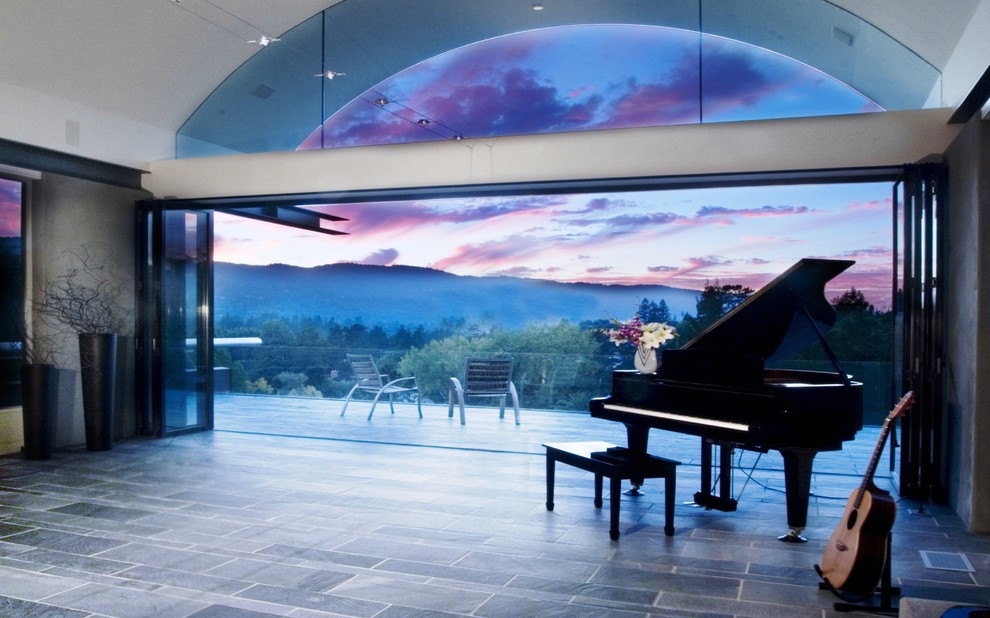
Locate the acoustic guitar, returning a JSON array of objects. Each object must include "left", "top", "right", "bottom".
[{"left": 817, "top": 391, "right": 914, "bottom": 600}]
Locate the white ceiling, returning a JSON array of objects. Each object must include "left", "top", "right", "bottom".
[{"left": 0, "top": 0, "right": 982, "bottom": 136}]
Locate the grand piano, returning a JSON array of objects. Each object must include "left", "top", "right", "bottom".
[{"left": 590, "top": 258, "right": 863, "bottom": 542}]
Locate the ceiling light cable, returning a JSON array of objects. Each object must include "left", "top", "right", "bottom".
[
  {"left": 361, "top": 91, "right": 468, "bottom": 142},
  {"left": 162, "top": 0, "right": 278, "bottom": 46}
]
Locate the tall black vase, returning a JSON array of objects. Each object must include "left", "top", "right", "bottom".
[
  {"left": 79, "top": 333, "right": 117, "bottom": 451},
  {"left": 21, "top": 363, "right": 59, "bottom": 460}
]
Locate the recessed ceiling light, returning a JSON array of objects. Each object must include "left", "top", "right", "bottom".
[
  {"left": 416, "top": 118, "right": 431, "bottom": 126},
  {"left": 249, "top": 35, "right": 280, "bottom": 47},
  {"left": 532, "top": 3, "right": 544, "bottom": 10},
  {"left": 374, "top": 97, "right": 391, "bottom": 107}
]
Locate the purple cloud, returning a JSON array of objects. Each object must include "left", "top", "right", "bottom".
[
  {"left": 360, "top": 248, "right": 400, "bottom": 266},
  {"left": 696, "top": 205, "right": 811, "bottom": 218}
]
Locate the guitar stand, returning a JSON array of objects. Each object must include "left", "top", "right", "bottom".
[{"left": 816, "top": 534, "right": 900, "bottom": 615}]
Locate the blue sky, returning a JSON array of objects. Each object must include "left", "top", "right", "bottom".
[{"left": 301, "top": 25, "right": 881, "bottom": 148}]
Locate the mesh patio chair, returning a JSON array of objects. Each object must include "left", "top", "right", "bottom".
[
  {"left": 340, "top": 354, "right": 422, "bottom": 420},
  {"left": 448, "top": 357, "right": 521, "bottom": 425}
]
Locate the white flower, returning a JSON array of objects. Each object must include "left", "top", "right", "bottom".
[{"left": 638, "top": 322, "right": 676, "bottom": 349}]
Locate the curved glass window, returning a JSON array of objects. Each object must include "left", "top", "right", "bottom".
[
  {"left": 304, "top": 25, "right": 882, "bottom": 149},
  {"left": 177, "top": 0, "right": 938, "bottom": 158}
]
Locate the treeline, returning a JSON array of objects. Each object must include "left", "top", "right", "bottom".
[{"left": 214, "top": 284, "right": 892, "bottom": 412}]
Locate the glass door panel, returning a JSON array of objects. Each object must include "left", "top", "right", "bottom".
[{"left": 161, "top": 210, "right": 213, "bottom": 434}]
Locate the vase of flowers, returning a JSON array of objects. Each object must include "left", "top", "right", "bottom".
[{"left": 604, "top": 317, "right": 677, "bottom": 374}]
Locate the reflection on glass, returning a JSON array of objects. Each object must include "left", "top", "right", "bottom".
[
  {"left": 162, "top": 211, "right": 212, "bottom": 433},
  {"left": 0, "top": 178, "right": 23, "bottom": 406}
]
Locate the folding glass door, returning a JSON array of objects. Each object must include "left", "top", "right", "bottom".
[{"left": 140, "top": 207, "right": 214, "bottom": 436}]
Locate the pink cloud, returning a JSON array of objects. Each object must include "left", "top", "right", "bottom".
[
  {"left": 846, "top": 198, "right": 893, "bottom": 211},
  {"left": 431, "top": 237, "right": 543, "bottom": 273}
]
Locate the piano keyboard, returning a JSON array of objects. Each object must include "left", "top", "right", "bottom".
[{"left": 602, "top": 404, "right": 751, "bottom": 433}]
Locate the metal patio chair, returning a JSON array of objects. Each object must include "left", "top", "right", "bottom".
[
  {"left": 340, "top": 354, "right": 422, "bottom": 420},
  {"left": 448, "top": 356, "right": 521, "bottom": 425}
]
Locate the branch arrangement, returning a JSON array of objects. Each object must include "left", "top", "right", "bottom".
[{"left": 35, "top": 247, "right": 129, "bottom": 335}]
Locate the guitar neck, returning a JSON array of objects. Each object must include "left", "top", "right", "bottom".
[{"left": 852, "top": 392, "right": 913, "bottom": 508}]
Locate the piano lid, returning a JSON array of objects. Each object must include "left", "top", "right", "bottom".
[{"left": 683, "top": 258, "right": 854, "bottom": 362}]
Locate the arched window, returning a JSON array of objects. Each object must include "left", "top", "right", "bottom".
[{"left": 177, "top": 0, "right": 938, "bottom": 158}]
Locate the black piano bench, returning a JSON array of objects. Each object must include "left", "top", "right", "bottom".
[{"left": 543, "top": 441, "right": 679, "bottom": 540}]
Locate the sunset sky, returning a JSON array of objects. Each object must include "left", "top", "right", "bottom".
[
  {"left": 0, "top": 179, "right": 19, "bottom": 237},
  {"left": 214, "top": 181, "right": 895, "bottom": 308}
]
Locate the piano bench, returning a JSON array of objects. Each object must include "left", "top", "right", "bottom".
[{"left": 543, "top": 441, "right": 679, "bottom": 540}]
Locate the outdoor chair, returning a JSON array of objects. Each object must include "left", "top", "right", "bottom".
[
  {"left": 340, "top": 354, "right": 422, "bottom": 420},
  {"left": 448, "top": 357, "right": 521, "bottom": 425}
]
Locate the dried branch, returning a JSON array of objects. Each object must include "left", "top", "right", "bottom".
[
  {"left": 18, "top": 329, "right": 58, "bottom": 365},
  {"left": 35, "top": 246, "right": 130, "bottom": 335}
]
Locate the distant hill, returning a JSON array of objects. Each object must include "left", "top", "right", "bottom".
[{"left": 214, "top": 262, "right": 700, "bottom": 330}]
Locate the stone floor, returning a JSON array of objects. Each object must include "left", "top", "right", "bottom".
[{"left": 0, "top": 393, "right": 988, "bottom": 617}]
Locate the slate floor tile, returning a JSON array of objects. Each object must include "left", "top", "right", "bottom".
[{"left": 0, "top": 398, "right": 986, "bottom": 618}]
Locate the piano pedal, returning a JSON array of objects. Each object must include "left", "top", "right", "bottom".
[
  {"left": 778, "top": 529, "right": 808, "bottom": 543},
  {"left": 623, "top": 484, "right": 643, "bottom": 496}
]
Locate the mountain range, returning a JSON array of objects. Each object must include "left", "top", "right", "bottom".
[{"left": 214, "top": 262, "right": 701, "bottom": 330}]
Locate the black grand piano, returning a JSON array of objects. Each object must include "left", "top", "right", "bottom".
[{"left": 590, "top": 258, "right": 863, "bottom": 542}]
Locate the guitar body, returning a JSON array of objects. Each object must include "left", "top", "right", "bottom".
[
  {"left": 820, "top": 484, "right": 897, "bottom": 598},
  {"left": 817, "top": 392, "right": 913, "bottom": 601}
]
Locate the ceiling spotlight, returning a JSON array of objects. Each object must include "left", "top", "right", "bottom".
[
  {"left": 452, "top": 135, "right": 465, "bottom": 141},
  {"left": 315, "top": 70, "right": 346, "bottom": 80},
  {"left": 374, "top": 97, "right": 391, "bottom": 107},
  {"left": 249, "top": 35, "right": 280, "bottom": 47},
  {"left": 416, "top": 118, "right": 431, "bottom": 126},
  {"left": 532, "top": 3, "right": 544, "bottom": 10}
]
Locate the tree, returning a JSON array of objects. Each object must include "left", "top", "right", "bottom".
[
  {"left": 636, "top": 298, "right": 672, "bottom": 324},
  {"left": 261, "top": 319, "right": 293, "bottom": 346},
  {"left": 832, "top": 287, "right": 873, "bottom": 312},
  {"left": 397, "top": 321, "right": 606, "bottom": 408},
  {"left": 676, "top": 281, "right": 754, "bottom": 344},
  {"left": 294, "top": 326, "right": 324, "bottom": 347}
]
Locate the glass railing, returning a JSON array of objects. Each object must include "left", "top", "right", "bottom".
[{"left": 214, "top": 343, "right": 894, "bottom": 424}]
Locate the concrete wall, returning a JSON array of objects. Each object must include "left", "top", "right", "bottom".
[
  {"left": 943, "top": 116, "right": 990, "bottom": 532},
  {"left": 27, "top": 173, "right": 148, "bottom": 448}
]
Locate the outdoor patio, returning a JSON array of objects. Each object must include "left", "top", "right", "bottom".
[{"left": 0, "top": 393, "right": 986, "bottom": 617}]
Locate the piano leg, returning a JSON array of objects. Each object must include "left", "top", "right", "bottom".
[
  {"left": 624, "top": 423, "right": 649, "bottom": 494},
  {"left": 777, "top": 447, "right": 819, "bottom": 543}
]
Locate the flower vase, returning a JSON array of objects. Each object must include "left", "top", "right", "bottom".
[{"left": 634, "top": 344, "right": 658, "bottom": 374}]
